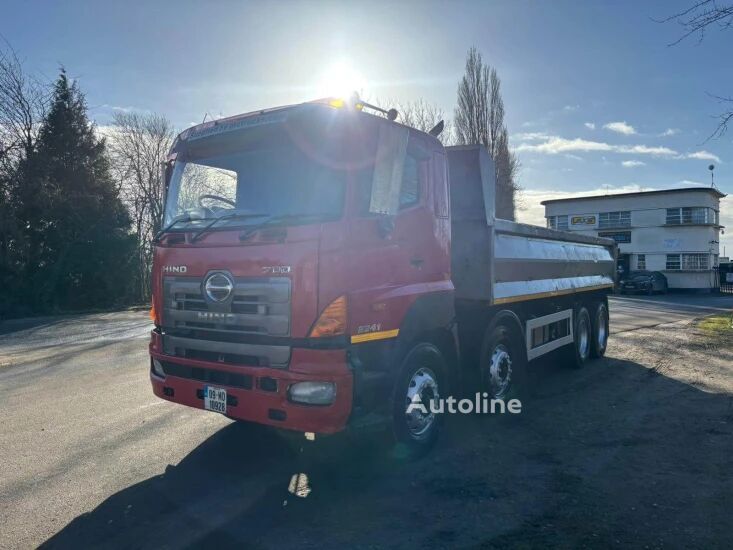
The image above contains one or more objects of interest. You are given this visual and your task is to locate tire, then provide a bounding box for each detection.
[391,343,447,458]
[590,301,609,358]
[479,324,527,400]
[568,306,592,368]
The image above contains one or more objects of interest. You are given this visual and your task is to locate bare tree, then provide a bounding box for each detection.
[395,99,452,144]
[454,47,519,220]
[659,1,733,138]
[0,43,47,169]
[0,42,47,292]
[109,111,175,301]
[495,128,521,216]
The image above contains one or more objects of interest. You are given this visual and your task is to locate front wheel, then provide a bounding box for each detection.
[391,343,447,457]
[591,301,609,358]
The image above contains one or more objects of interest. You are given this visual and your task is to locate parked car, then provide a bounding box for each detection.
[620,271,668,295]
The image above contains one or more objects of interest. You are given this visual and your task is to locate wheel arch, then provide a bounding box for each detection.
[485,308,527,363]
[391,291,458,390]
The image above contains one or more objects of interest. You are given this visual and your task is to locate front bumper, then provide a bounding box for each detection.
[149,331,353,434]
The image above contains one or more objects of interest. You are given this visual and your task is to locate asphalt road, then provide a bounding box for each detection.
[1,294,731,548]
[608,293,733,333]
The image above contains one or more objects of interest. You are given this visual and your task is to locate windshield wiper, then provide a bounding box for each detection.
[190,212,270,243]
[237,213,332,239]
[153,214,199,243]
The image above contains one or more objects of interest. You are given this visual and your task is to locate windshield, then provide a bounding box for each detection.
[162,112,362,230]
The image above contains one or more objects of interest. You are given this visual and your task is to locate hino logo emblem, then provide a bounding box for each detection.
[204,272,234,302]
[163,265,187,274]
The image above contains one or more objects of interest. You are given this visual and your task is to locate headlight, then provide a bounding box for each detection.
[151,358,165,377]
[288,382,336,406]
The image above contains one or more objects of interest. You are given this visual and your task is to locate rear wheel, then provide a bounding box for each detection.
[391,343,447,457]
[568,306,592,368]
[479,324,526,400]
[590,301,609,358]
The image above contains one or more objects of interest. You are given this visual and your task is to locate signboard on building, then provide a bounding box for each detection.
[570,215,596,227]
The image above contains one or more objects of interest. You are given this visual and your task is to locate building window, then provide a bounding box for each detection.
[547,215,569,230]
[666,254,710,270]
[637,254,646,270]
[666,255,681,270]
[665,207,716,225]
[682,253,709,270]
[598,231,631,243]
[598,211,630,228]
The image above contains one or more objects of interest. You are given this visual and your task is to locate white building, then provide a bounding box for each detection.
[542,187,726,291]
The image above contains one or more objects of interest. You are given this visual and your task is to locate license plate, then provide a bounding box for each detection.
[204,385,227,414]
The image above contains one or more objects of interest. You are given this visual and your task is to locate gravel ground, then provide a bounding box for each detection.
[1,307,732,549]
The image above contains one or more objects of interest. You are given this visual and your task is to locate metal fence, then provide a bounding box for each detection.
[718,266,733,294]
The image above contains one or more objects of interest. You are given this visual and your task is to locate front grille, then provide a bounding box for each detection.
[162,274,292,368]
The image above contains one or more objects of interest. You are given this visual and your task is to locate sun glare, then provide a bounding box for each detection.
[316,60,366,99]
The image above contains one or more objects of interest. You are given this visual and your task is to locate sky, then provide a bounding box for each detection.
[2,0,732,254]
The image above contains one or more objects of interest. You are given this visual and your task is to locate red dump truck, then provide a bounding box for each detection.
[149,98,616,452]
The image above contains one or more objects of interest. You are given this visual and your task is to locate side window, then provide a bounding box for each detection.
[399,154,420,209]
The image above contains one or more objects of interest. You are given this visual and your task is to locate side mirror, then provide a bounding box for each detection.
[369,124,409,217]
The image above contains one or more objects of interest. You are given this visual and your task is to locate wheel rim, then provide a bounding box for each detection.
[488,344,513,399]
[578,316,590,359]
[597,308,608,350]
[404,367,439,437]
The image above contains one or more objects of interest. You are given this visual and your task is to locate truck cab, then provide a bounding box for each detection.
[149,99,456,442]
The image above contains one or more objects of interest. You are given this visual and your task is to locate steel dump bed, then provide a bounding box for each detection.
[447,145,616,304]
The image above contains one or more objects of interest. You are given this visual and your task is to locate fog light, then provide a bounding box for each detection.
[152,358,165,378]
[288,382,336,406]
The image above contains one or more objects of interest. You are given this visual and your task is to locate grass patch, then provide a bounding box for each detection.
[697,314,733,336]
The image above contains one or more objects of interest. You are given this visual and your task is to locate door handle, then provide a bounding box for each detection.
[410,256,424,268]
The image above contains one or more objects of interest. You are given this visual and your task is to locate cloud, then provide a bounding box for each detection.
[515,136,678,157]
[621,160,646,168]
[686,150,721,163]
[563,104,580,111]
[94,124,118,140]
[513,132,552,141]
[603,121,637,135]
[584,122,595,130]
[659,128,680,137]
[514,133,726,165]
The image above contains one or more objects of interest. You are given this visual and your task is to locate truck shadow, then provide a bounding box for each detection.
[43,353,733,549]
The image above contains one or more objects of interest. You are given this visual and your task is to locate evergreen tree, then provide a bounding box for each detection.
[14,69,136,312]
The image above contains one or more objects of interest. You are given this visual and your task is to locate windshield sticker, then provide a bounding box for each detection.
[185,112,287,141]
